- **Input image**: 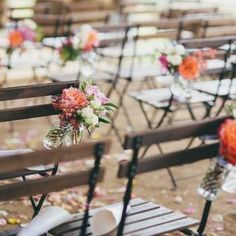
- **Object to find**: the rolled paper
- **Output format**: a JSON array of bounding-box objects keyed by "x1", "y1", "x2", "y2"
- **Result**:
[
  {"x1": 90, "y1": 204, "x2": 130, "y2": 236},
  {"x1": 17, "y1": 206, "x2": 73, "y2": 236}
]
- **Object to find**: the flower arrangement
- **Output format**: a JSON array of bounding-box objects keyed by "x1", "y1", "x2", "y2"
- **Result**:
[
  {"x1": 156, "y1": 42, "x2": 215, "y2": 81},
  {"x1": 156, "y1": 43, "x2": 186, "y2": 75},
  {"x1": 59, "y1": 24, "x2": 99, "y2": 63},
  {"x1": 43, "y1": 81, "x2": 117, "y2": 149},
  {"x1": 7, "y1": 20, "x2": 42, "y2": 55},
  {"x1": 198, "y1": 118, "x2": 236, "y2": 200}
]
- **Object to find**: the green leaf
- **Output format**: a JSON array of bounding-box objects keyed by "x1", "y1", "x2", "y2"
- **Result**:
[
  {"x1": 99, "y1": 117, "x2": 111, "y2": 124},
  {"x1": 105, "y1": 102, "x2": 118, "y2": 109}
]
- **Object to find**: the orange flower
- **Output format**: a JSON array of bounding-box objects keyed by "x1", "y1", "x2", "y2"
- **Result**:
[
  {"x1": 179, "y1": 56, "x2": 199, "y2": 80},
  {"x1": 53, "y1": 87, "x2": 88, "y2": 119},
  {"x1": 83, "y1": 30, "x2": 99, "y2": 51},
  {"x1": 219, "y1": 119, "x2": 236, "y2": 165},
  {"x1": 9, "y1": 30, "x2": 24, "y2": 48}
]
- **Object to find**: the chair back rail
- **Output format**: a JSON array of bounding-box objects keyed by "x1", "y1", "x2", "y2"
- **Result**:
[
  {"x1": 124, "y1": 116, "x2": 228, "y2": 149},
  {"x1": 180, "y1": 36, "x2": 236, "y2": 49},
  {"x1": 118, "y1": 143, "x2": 219, "y2": 177},
  {"x1": 0, "y1": 140, "x2": 110, "y2": 202},
  {"x1": 0, "y1": 169, "x2": 105, "y2": 202},
  {"x1": 0, "y1": 104, "x2": 56, "y2": 122},
  {"x1": 0, "y1": 81, "x2": 79, "y2": 101},
  {"x1": 0, "y1": 141, "x2": 110, "y2": 175},
  {"x1": 0, "y1": 81, "x2": 80, "y2": 122}
]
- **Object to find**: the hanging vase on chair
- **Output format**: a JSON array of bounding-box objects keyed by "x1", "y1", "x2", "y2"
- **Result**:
[
  {"x1": 170, "y1": 73, "x2": 183, "y2": 98},
  {"x1": 43, "y1": 124, "x2": 84, "y2": 150},
  {"x1": 198, "y1": 156, "x2": 229, "y2": 201}
]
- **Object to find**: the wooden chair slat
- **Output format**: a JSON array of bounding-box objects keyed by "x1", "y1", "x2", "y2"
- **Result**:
[
  {"x1": 125, "y1": 206, "x2": 172, "y2": 224},
  {"x1": 0, "y1": 167, "x2": 54, "y2": 181},
  {"x1": 118, "y1": 143, "x2": 219, "y2": 177},
  {"x1": 0, "y1": 168, "x2": 105, "y2": 202},
  {"x1": 200, "y1": 26, "x2": 236, "y2": 38},
  {"x1": 124, "y1": 116, "x2": 228, "y2": 149},
  {"x1": 0, "y1": 81, "x2": 79, "y2": 101},
  {"x1": 0, "y1": 141, "x2": 110, "y2": 175},
  {"x1": 124, "y1": 211, "x2": 187, "y2": 234},
  {"x1": 133, "y1": 217, "x2": 198, "y2": 235},
  {"x1": 0, "y1": 104, "x2": 57, "y2": 122},
  {"x1": 180, "y1": 36, "x2": 236, "y2": 49}
]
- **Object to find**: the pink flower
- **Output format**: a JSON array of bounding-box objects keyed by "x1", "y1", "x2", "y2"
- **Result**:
[
  {"x1": 86, "y1": 85, "x2": 109, "y2": 104},
  {"x1": 159, "y1": 55, "x2": 168, "y2": 69},
  {"x1": 19, "y1": 26, "x2": 36, "y2": 42}
]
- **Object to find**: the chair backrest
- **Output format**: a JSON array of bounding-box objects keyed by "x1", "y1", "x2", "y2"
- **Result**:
[
  {"x1": 198, "y1": 17, "x2": 236, "y2": 38},
  {"x1": 0, "y1": 81, "x2": 79, "y2": 122},
  {"x1": 0, "y1": 140, "x2": 110, "y2": 201},
  {"x1": 0, "y1": 140, "x2": 110, "y2": 236},
  {"x1": 116, "y1": 116, "x2": 229, "y2": 235}
]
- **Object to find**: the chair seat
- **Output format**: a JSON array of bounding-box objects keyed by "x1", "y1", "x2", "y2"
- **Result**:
[
  {"x1": 118, "y1": 64, "x2": 161, "y2": 79},
  {"x1": 48, "y1": 70, "x2": 114, "y2": 83},
  {"x1": 193, "y1": 78, "x2": 236, "y2": 96},
  {"x1": 50, "y1": 198, "x2": 199, "y2": 236},
  {"x1": 129, "y1": 88, "x2": 214, "y2": 108},
  {"x1": 204, "y1": 59, "x2": 232, "y2": 75}
]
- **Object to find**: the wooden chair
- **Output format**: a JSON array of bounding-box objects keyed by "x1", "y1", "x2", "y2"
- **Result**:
[
  {"x1": 181, "y1": 37, "x2": 236, "y2": 117},
  {"x1": 116, "y1": 116, "x2": 228, "y2": 235},
  {"x1": 48, "y1": 117, "x2": 228, "y2": 235},
  {"x1": 0, "y1": 140, "x2": 110, "y2": 236},
  {"x1": 0, "y1": 81, "x2": 79, "y2": 216}
]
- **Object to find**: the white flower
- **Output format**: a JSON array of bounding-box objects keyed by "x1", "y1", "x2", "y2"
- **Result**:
[
  {"x1": 85, "y1": 117, "x2": 92, "y2": 125},
  {"x1": 81, "y1": 24, "x2": 93, "y2": 34},
  {"x1": 164, "y1": 43, "x2": 174, "y2": 55},
  {"x1": 81, "y1": 107, "x2": 94, "y2": 118},
  {"x1": 79, "y1": 24, "x2": 93, "y2": 48},
  {"x1": 90, "y1": 100, "x2": 102, "y2": 110},
  {"x1": 92, "y1": 114, "x2": 99, "y2": 126},
  {"x1": 167, "y1": 55, "x2": 183, "y2": 66},
  {"x1": 175, "y1": 44, "x2": 186, "y2": 55}
]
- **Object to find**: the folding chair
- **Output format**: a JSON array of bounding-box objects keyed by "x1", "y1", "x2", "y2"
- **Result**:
[
  {"x1": 0, "y1": 140, "x2": 110, "y2": 235},
  {"x1": 0, "y1": 81, "x2": 79, "y2": 217},
  {"x1": 184, "y1": 37, "x2": 236, "y2": 117},
  {"x1": 49, "y1": 119, "x2": 228, "y2": 235},
  {"x1": 116, "y1": 116, "x2": 228, "y2": 236}
]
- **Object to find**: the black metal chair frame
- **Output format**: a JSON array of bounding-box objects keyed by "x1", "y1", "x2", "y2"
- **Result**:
[{"x1": 117, "y1": 116, "x2": 228, "y2": 236}]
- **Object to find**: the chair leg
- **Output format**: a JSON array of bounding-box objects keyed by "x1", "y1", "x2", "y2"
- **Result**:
[{"x1": 197, "y1": 200, "x2": 212, "y2": 236}]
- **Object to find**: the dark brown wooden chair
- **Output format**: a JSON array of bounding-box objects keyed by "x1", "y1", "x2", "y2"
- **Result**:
[
  {"x1": 47, "y1": 118, "x2": 227, "y2": 235},
  {"x1": 116, "y1": 116, "x2": 228, "y2": 235},
  {"x1": 0, "y1": 140, "x2": 110, "y2": 236},
  {"x1": 0, "y1": 81, "x2": 79, "y2": 216}
]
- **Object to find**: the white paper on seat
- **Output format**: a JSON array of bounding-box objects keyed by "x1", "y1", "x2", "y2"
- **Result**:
[
  {"x1": 17, "y1": 206, "x2": 74, "y2": 236},
  {"x1": 90, "y1": 204, "x2": 130, "y2": 236}
]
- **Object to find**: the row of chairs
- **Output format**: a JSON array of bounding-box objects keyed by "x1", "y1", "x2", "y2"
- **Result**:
[
  {"x1": 0, "y1": 82, "x2": 230, "y2": 235},
  {"x1": 0, "y1": 101, "x2": 228, "y2": 235}
]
